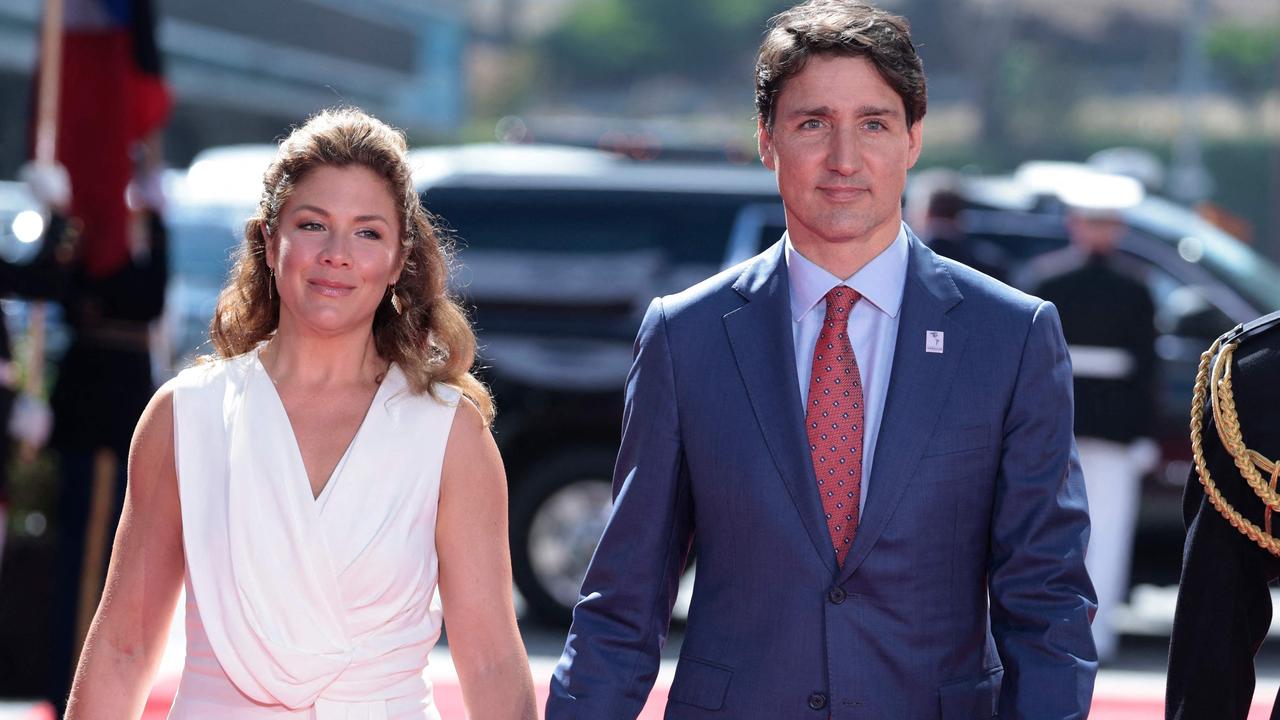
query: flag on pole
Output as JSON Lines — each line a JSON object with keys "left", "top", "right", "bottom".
{"left": 51, "top": 0, "right": 170, "bottom": 278}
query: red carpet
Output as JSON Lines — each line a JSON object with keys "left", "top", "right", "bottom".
{"left": 23, "top": 679, "right": 1273, "bottom": 719}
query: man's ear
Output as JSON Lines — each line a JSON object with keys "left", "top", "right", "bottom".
{"left": 906, "top": 119, "right": 924, "bottom": 169}
{"left": 758, "top": 119, "right": 776, "bottom": 172}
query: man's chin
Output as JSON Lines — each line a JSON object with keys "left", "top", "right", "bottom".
{"left": 810, "top": 220, "right": 885, "bottom": 245}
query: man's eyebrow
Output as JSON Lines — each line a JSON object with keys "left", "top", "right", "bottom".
{"left": 855, "top": 104, "right": 902, "bottom": 118}
{"left": 786, "top": 104, "right": 903, "bottom": 118}
{"left": 788, "top": 105, "right": 835, "bottom": 117}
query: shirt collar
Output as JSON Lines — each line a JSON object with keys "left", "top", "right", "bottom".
{"left": 785, "top": 223, "right": 910, "bottom": 323}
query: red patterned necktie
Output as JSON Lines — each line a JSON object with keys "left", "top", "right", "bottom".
{"left": 805, "top": 286, "right": 864, "bottom": 567}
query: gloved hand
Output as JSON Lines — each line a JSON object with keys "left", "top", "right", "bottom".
{"left": 19, "top": 160, "right": 71, "bottom": 212}
{"left": 9, "top": 392, "right": 52, "bottom": 459}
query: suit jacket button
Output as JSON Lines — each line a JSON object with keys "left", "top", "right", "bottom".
{"left": 808, "top": 692, "right": 828, "bottom": 710}
{"left": 828, "top": 587, "right": 847, "bottom": 604}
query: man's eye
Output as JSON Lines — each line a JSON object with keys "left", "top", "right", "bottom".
{"left": 800, "top": 119, "right": 823, "bottom": 130}
{"left": 864, "top": 120, "right": 886, "bottom": 131}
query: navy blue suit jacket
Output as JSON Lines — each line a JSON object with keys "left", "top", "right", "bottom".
{"left": 548, "top": 233, "right": 1097, "bottom": 719}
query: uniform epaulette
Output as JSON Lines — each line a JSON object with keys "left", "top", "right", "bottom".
{"left": 1221, "top": 309, "right": 1280, "bottom": 347}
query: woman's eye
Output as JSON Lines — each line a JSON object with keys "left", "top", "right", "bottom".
{"left": 299, "top": 221, "right": 324, "bottom": 231}
{"left": 358, "top": 229, "right": 382, "bottom": 240}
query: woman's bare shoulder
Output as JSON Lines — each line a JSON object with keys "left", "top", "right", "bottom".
{"left": 442, "top": 398, "right": 504, "bottom": 486}
{"left": 130, "top": 384, "right": 177, "bottom": 473}
{"left": 443, "top": 397, "right": 491, "bottom": 461}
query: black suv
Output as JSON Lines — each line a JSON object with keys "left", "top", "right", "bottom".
{"left": 412, "top": 144, "right": 784, "bottom": 622}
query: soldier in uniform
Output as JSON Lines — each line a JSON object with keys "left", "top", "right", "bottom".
{"left": 1022, "top": 176, "right": 1159, "bottom": 662}
{"left": 1166, "top": 310, "right": 1280, "bottom": 719}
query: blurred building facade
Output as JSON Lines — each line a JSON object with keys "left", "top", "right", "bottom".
{"left": 0, "top": 0, "right": 469, "bottom": 173}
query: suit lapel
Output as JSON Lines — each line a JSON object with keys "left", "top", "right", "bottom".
{"left": 723, "top": 242, "right": 839, "bottom": 573}
{"left": 838, "top": 234, "right": 967, "bottom": 584}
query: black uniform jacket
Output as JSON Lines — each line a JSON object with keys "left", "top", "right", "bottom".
{"left": 1025, "top": 248, "right": 1158, "bottom": 443}
{"left": 50, "top": 210, "right": 167, "bottom": 452}
{"left": 1167, "top": 313, "right": 1280, "bottom": 720}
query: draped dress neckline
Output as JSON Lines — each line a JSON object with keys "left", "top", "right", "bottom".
{"left": 252, "top": 348, "right": 392, "bottom": 505}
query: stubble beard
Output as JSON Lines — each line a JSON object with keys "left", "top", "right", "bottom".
{"left": 811, "top": 202, "right": 896, "bottom": 247}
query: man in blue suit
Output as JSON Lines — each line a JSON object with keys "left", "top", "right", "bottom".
{"left": 547, "top": 2, "right": 1097, "bottom": 717}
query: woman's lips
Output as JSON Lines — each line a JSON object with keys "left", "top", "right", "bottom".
{"left": 307, "top": 279, "right": 356, "bottom": 296}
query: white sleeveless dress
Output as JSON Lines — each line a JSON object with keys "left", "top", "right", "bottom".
{"left": 165, "top": 350, "right": 458, "bottom": 719}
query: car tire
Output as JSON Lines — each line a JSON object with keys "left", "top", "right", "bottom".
{"left": 510, "top": 449, "right": 617, "bottom": 626}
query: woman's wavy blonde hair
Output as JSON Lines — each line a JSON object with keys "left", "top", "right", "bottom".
{"left": 208, "top": 106, "right": 494, "bottom": 423}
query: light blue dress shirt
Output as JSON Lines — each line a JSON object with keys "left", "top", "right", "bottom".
{"left": 785, "top": 224, "right": 909, "bottom": 514}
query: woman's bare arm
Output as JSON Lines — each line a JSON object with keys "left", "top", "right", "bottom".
{"left": 65, "top": 386, "right": 185, "bottom": 718}
{"left": 436, "top": 400, "right": 537, "bottom": 720}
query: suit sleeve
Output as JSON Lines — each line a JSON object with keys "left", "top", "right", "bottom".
{"left": 1165, "top": 420, "right": 1274, "bottom": 720}
{"left": 546, "top": 297, "right": 694, "bottom": 719}
{"left": 988, "top": 300, "right": 1098, "bottom": 719}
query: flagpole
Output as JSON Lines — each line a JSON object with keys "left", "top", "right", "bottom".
{"left": 24, "top": 0, "right": 65, "bottom": 421}
{"left": 36, "top": 0, "right": 64, "bottom": 166}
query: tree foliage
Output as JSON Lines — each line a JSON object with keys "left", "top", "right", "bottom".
{"left": 541, "top": 0, "right": 790, "bottom": 86}
{"left": 1206, "top": 23, "right": 1280, "bottom": 100}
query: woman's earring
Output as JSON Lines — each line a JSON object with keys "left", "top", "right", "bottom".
{"left": 268, "top": 268, "right": 275, "bottom": 300}
{"left": 389, "top": 284, "right": 403, "bottom": 315}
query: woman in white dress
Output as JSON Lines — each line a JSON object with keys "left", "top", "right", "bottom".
{"left": 65, "top": 107, "right": 538, "bottom": 719}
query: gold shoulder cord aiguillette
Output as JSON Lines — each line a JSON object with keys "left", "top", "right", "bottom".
{"left": 1190, "top": 333, "right": 1280, "bottom": 555}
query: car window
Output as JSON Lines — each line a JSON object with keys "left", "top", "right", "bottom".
{"left": 962, "top": 209, "right": 1068, "bottom": 264}
{"left": 423, "top": 187, "right": 785, "bottom": 311}
{"left": 423, "top": 188, "right": 750, "bottom": 265}
{"left": 1108, "top": 251, "right": 1233, "bottom": 341}
{"left": 1127, "top": 197, "right": 1280, "bottom": 313}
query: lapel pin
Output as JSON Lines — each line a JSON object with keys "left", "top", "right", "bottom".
{"left": 926, "top": 331, "right": 944, "bottom": 354}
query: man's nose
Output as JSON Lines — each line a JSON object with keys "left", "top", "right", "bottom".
{"left": 827, "top": 127, "right": 862, "bottom": 177}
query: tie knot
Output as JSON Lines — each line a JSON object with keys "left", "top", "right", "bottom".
{"left": 824, "top": 286, "right": 860, "bottom": 316}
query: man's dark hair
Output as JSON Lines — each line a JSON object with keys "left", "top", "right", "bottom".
{"left": 755, "top": 0, "right": 926, "bottom": 133}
